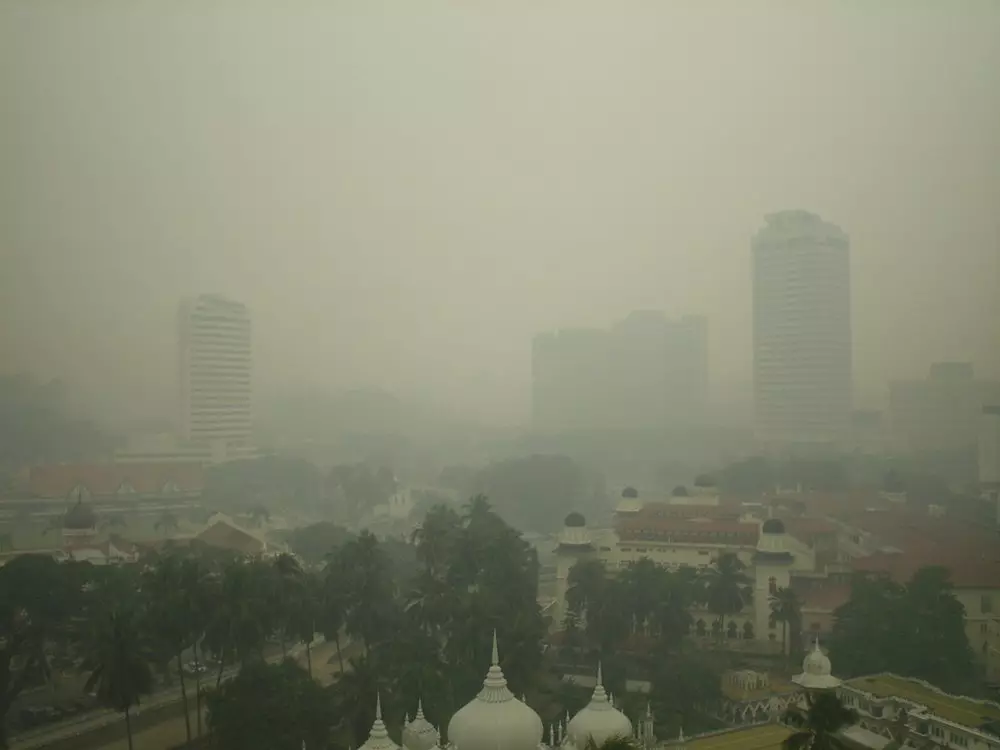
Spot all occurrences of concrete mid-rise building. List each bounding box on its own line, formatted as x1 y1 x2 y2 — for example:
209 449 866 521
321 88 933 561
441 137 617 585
178 295 254 455
751 210 852 455
532 311 708 433
889 363 1000 457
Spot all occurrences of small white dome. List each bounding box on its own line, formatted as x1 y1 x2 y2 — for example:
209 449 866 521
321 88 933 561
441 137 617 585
403 700 438 750
792 640 841 690
360 694 401 750
447 633 544 750
566 664 633 747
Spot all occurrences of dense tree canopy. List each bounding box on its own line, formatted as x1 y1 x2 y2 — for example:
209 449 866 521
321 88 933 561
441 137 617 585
465 454 603 532
207 661 332 750
829 568 976 693
203 456 323 512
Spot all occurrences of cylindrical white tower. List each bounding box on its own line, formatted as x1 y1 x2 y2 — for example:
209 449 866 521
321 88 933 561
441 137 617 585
752 211 852 455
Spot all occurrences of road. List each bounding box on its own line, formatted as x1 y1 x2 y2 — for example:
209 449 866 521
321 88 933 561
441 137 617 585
10 638 353 750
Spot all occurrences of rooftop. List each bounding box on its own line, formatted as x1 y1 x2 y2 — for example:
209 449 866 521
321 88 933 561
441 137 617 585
845 674 1000 730
685 724 792 749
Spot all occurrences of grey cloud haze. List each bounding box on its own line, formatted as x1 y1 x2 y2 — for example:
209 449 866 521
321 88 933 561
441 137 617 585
2 1 998 426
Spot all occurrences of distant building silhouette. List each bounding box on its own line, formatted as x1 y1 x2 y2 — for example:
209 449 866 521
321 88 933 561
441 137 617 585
752 211 851 454
890 362 1000 456
177 294 256 461
531 311 707 433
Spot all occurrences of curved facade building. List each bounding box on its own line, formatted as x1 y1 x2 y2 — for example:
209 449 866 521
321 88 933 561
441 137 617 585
752 211 852 454
178 295 253 451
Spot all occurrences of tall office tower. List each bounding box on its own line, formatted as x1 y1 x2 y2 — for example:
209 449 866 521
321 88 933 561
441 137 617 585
752 211 852 454
178 295 253 453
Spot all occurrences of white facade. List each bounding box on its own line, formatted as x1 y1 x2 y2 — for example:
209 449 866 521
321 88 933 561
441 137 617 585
752 211 852 453
178 295 253 450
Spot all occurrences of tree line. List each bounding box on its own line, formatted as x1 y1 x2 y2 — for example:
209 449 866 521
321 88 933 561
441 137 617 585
0 496 547 750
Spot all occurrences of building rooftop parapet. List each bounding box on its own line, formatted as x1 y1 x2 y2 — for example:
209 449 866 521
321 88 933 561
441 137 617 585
841 673 1000 740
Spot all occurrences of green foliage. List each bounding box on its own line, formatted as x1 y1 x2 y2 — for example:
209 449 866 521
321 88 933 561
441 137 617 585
566 557 695 656
327 463 397 518
782 691 858 750
649 648 724 724
467 454 601 532
206 661 332 750
0 374 112 470
0 554 89 747
283 522 354 566
701 553 751 634
829 567 976 693
769 587 803 657
204 456 323 512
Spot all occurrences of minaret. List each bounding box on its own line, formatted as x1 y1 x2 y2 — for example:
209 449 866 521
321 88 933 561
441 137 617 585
753 518 795 648
640 703 655 749
359 692 400 750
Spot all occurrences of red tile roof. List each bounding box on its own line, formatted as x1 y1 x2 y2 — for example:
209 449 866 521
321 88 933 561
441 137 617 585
29 463 204 498
839 507 1000 588
851 551 1000 589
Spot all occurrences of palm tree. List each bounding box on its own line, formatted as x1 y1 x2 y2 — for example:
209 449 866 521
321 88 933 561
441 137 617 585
700 553 751 640
782 691 858 750
141 554 195 744
271 553 304 658
770 587 803 657
84 611 153 750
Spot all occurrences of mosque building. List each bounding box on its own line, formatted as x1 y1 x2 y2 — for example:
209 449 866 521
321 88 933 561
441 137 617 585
353 631 1000 750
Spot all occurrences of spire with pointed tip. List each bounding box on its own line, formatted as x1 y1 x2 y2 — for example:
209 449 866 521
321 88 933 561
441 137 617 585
416 699 425 720
678 726 685 741
596 660 603 686
491 630 499 666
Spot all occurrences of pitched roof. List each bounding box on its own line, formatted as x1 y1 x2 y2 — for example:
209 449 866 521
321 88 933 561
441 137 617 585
29 463 204 498
195 521 265 555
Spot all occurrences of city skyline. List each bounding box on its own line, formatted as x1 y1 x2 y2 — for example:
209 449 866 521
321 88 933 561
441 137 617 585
2 4 998 427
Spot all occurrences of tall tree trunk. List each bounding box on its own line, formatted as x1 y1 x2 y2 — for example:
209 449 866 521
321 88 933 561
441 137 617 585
124 707 134 750
215 654 226 689
176 652 192 744
334 633 345 674
194 641 203 738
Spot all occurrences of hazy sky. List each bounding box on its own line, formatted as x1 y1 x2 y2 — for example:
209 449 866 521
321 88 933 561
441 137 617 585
2 1 998 426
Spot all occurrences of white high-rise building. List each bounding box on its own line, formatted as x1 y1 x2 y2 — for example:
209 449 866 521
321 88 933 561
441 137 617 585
752 211 852 454
178 295 254 456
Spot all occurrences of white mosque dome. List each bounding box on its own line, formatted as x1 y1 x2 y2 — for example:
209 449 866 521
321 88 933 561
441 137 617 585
566 664 633 747
792 640 841 690
447 633 544 750
360 694 401 750
558 512 593 549
403 700 438 750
